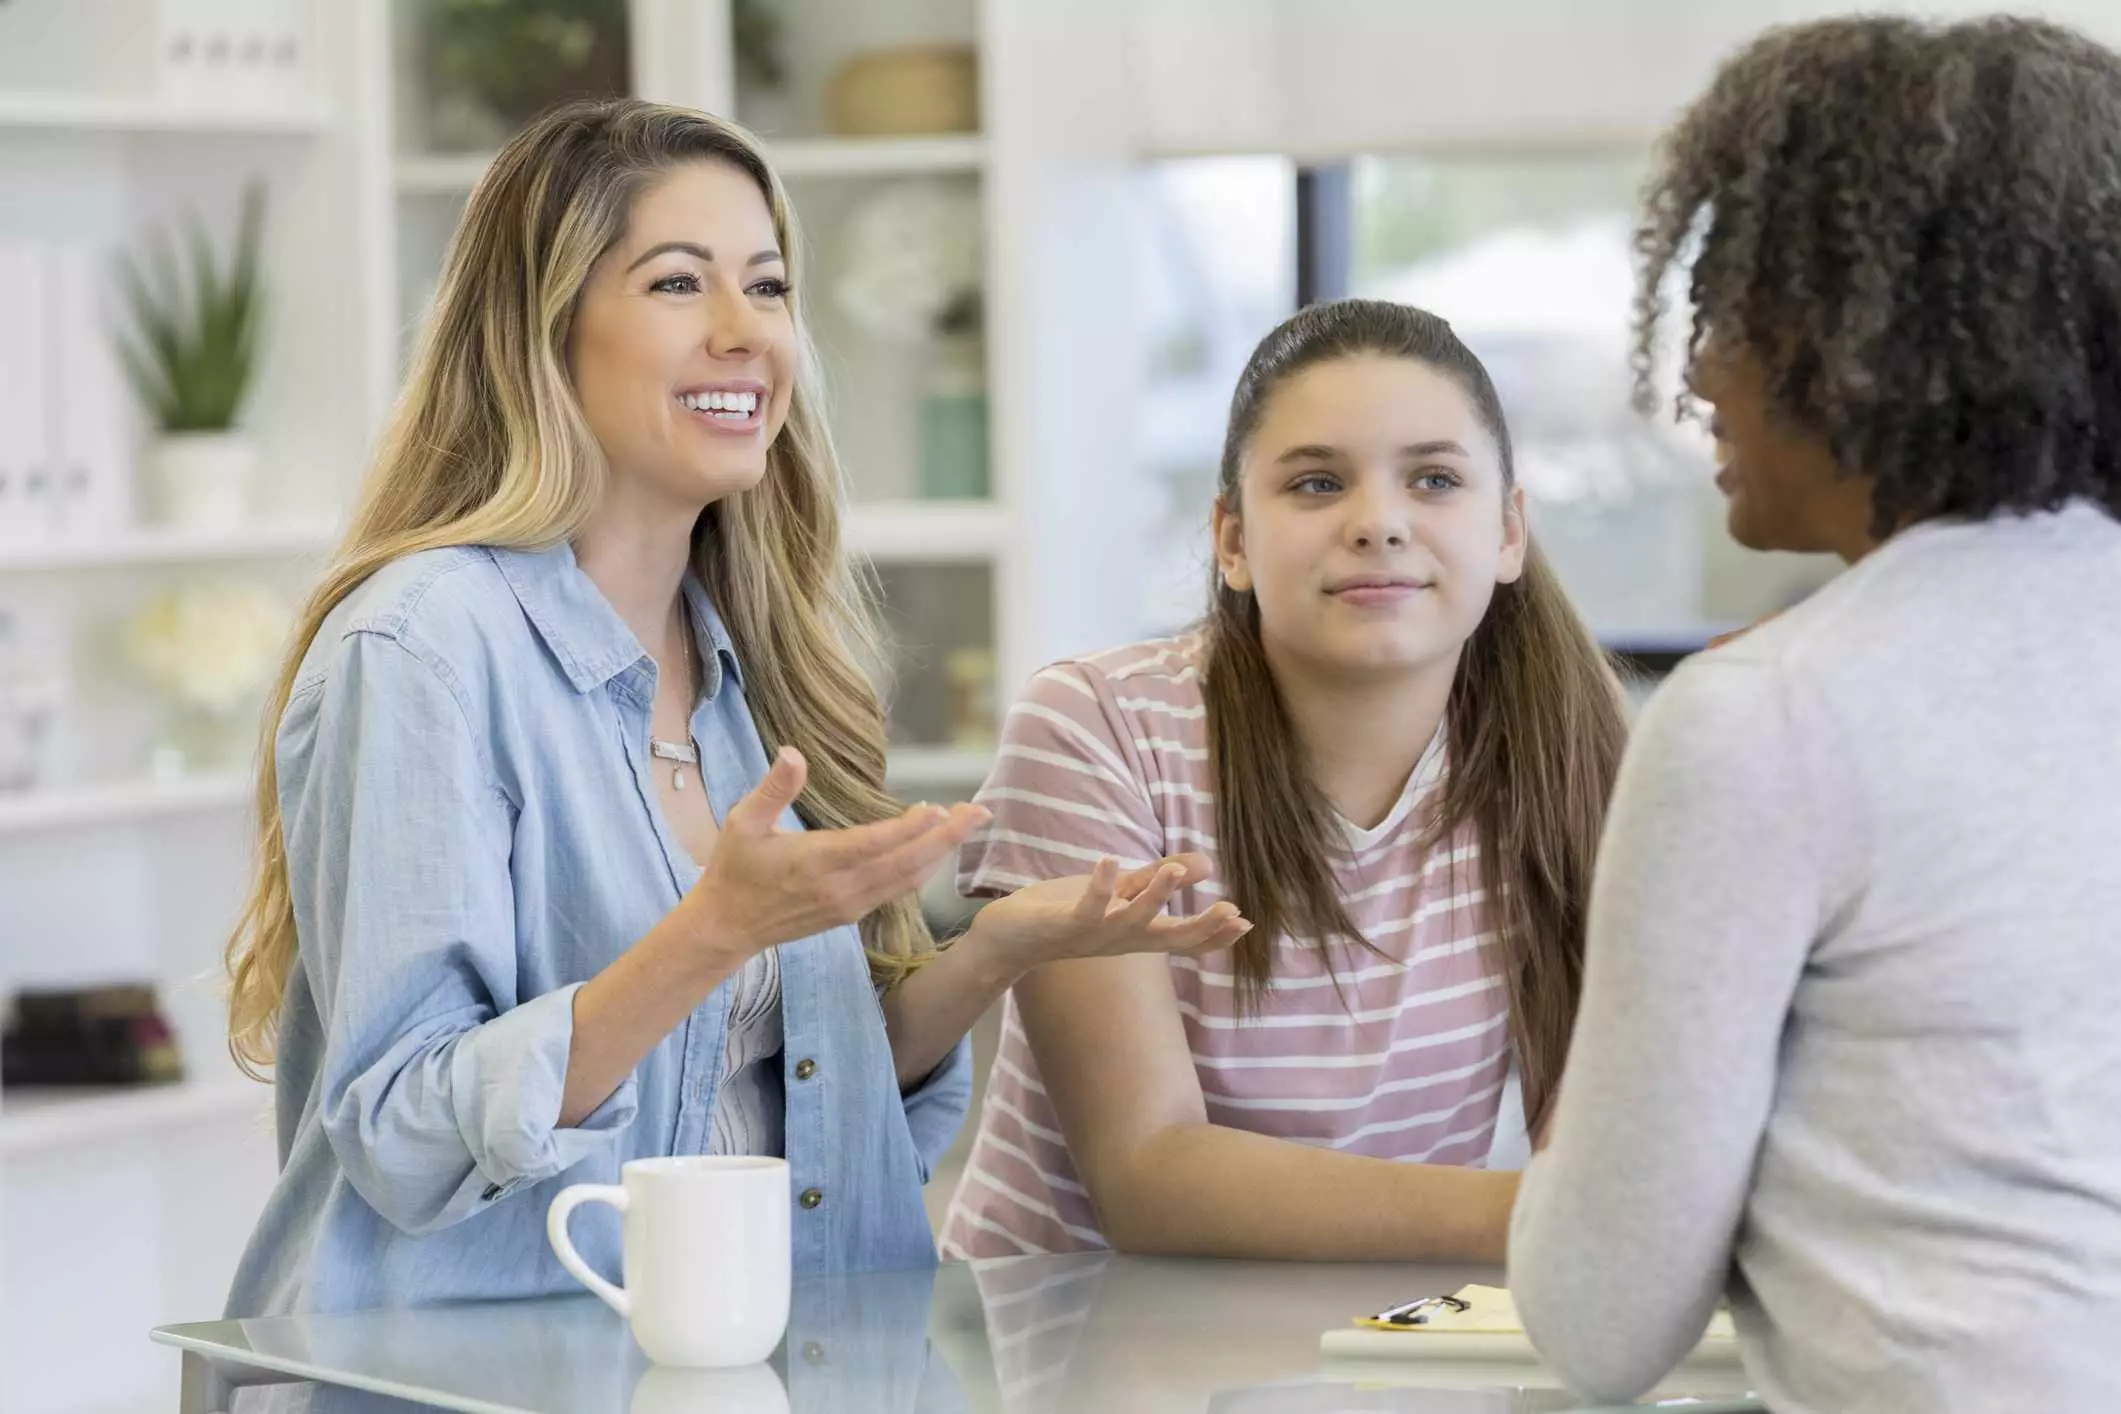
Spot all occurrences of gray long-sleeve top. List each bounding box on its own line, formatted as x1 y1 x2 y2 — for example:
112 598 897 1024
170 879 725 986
1509 501 2121 1413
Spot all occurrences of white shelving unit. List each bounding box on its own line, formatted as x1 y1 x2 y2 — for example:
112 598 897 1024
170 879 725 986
395 133 984 196
884 745 994 790
0 91 328 135
389 150 491 196
769 133 986 178
0 6 359 1411
0 1078 267 1158
0 0 1146 1408
0 520 338 574
846 499 1006 563
0 772 251 836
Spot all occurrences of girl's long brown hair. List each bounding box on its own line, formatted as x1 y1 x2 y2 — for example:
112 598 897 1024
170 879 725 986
1204 299 1628 1130
225 99 928 1077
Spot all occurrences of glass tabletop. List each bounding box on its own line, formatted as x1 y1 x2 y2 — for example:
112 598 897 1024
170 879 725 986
152 1255 1762 1414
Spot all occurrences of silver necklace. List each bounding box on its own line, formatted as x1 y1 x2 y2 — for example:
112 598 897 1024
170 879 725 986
648 617 699 792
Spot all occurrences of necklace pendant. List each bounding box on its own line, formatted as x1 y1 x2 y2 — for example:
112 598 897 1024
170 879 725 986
672 767 687 791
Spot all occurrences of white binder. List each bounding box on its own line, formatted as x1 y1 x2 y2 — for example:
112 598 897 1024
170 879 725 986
0 241 55 547
51 243 134 538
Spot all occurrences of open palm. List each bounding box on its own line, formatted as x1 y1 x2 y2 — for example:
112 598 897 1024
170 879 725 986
974 853 1253 969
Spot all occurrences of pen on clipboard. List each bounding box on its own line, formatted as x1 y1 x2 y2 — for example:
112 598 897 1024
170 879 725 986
1352 1293 1472 1332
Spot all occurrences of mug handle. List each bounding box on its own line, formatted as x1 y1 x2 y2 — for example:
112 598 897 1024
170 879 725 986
547 1183 631 1318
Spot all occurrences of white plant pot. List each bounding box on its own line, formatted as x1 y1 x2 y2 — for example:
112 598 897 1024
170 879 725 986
145 431 256 531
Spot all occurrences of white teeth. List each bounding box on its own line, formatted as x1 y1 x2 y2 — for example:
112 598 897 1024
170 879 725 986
680 391 759 415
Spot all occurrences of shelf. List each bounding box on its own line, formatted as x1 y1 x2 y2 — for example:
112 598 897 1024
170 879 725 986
0 91 328 135
0 1079 267 1157
395 134 985 196
0 773 252 836
886 745 994 789
768 134 986 180
394 152 493 196
846 501 1004 563
0 520 338 573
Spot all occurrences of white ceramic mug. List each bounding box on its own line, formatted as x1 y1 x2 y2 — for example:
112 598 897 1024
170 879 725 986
547 1155 792 1367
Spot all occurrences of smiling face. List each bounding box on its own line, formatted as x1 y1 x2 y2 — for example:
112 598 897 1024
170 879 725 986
1214 354 1527 681
568 159 798 514
1692 340 1878 560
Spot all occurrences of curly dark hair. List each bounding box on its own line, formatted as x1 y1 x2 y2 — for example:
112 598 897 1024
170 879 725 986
1632 14 2121 534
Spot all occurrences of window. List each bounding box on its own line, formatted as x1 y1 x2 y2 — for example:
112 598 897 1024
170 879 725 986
1129 151 1836 655
1344 153 1718 637
1134 156 1296 635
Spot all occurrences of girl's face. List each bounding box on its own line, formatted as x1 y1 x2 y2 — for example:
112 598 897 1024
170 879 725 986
569 160 798 514
1214 355 1526 681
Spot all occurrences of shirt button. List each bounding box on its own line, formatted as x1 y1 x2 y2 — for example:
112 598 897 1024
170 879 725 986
794 1058 818 1081
802 1342 827 1366
799 1187 824 1211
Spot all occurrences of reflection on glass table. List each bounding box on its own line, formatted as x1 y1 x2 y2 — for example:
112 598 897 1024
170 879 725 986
154 1255 1760 1414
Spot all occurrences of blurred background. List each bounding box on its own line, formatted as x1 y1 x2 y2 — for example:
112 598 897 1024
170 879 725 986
1 2 2110 1410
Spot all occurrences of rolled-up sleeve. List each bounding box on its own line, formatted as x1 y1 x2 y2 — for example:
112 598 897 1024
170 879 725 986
281 627 637 1235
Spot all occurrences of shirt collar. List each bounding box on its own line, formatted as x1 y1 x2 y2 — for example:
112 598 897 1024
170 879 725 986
488 542 744 698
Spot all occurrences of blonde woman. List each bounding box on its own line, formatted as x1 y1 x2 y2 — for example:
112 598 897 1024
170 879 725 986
222 99 1241 1317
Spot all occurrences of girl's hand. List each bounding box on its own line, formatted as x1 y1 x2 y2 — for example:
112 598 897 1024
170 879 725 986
969 853 1252 975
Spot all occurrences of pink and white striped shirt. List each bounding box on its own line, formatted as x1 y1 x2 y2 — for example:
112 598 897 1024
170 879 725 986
938 633 1516 1259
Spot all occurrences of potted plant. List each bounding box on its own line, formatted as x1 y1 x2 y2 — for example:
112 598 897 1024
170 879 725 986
424 0 631 150
118 182 267 532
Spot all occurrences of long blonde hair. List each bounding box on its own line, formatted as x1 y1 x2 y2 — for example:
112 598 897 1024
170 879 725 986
226 99 927 1077
1204 300 1629 1131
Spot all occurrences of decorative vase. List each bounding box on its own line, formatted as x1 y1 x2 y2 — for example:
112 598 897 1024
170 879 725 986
0 604 61 792
147 699 253 780
144 431 255 531
918 335 990 500
945 647 998 749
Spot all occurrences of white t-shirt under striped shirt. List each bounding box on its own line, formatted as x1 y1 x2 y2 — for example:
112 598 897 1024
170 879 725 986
938 633 1516 1260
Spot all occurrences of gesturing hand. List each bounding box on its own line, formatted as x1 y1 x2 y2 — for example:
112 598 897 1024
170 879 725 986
686 747 988 956
969 852 1253 973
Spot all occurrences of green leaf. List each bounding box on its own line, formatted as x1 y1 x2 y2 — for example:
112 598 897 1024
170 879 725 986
113 184 270 432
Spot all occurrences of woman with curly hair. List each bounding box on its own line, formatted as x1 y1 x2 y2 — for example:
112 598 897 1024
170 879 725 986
1509 15 2121 1411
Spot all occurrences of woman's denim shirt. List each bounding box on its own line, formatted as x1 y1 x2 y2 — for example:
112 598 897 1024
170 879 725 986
224 543 970 1316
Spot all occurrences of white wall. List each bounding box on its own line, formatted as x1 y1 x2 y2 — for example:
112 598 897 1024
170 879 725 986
1131 0 2121 158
